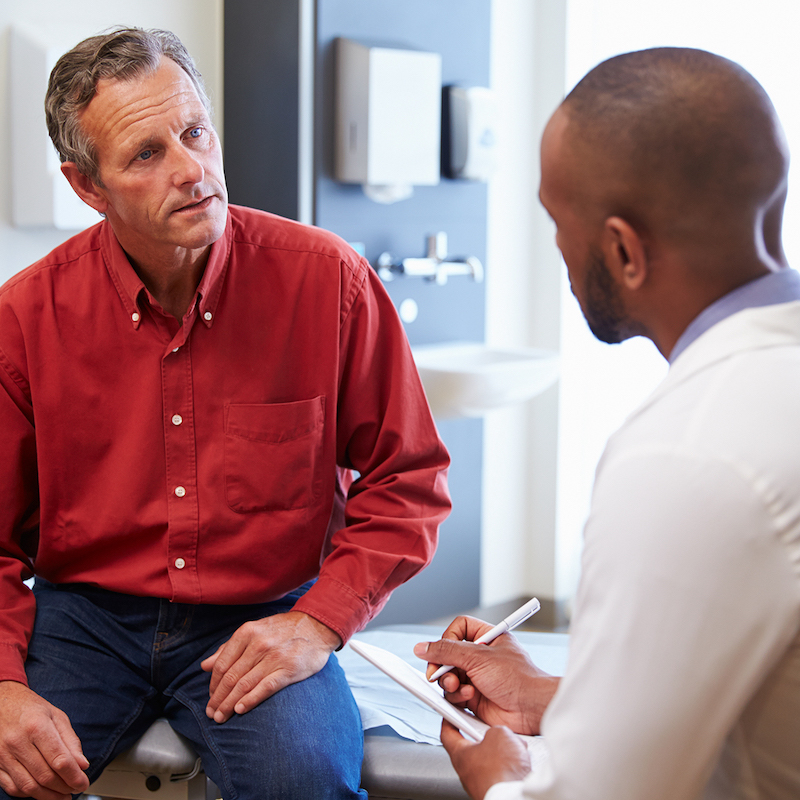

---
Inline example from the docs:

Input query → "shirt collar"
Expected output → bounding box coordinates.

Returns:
[669,267,800,363]
[194,213,232,328]
[101,212,233,329]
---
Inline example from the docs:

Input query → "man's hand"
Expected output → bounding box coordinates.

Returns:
[201,611,341,723]
[441,720,531,800]
[0,681,89,800]
[414,615,559,735]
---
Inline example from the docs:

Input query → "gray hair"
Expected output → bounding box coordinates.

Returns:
[45,27,211,185]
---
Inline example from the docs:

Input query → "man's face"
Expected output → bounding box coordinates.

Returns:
[539,108,630,344]
[79,56,228,265]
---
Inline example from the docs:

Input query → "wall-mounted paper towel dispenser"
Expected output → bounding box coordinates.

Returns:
[334,37,442,203]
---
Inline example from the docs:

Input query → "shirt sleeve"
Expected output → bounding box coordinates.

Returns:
[492,447,799,800]
[292,260,451,641]
[0,309,38,684]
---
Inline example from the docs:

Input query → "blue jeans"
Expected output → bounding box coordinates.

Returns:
[6,579,366,800]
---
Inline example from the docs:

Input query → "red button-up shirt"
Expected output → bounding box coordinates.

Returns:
[0,206,450,684]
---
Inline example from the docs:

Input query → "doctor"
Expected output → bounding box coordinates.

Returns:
[415,47,800,799]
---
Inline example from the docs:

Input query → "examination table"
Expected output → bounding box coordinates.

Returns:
[85,627,569,800]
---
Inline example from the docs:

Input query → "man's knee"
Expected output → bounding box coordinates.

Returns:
[187,661,366,798]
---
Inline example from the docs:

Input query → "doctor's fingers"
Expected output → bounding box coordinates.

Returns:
[441,615,496,644]
[421,637,502,679]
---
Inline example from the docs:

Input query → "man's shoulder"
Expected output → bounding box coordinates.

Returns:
[227,205,366,272]
[0,223,104,302]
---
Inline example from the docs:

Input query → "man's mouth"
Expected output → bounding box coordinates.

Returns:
[174,196,214,214]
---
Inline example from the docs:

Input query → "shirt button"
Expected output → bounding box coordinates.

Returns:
[131,312,140,323]
[172,414,183,426]
[175,558,186,569]
[172,346,180,353]
[203,311,213,321]
[174,486,186,497]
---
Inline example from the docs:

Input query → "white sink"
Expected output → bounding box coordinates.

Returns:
[411,341,560,419]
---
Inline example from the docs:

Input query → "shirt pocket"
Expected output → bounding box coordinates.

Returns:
[224,398,325,513]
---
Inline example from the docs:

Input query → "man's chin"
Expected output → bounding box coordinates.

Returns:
[171,203,228,249]
[585,314,631,344]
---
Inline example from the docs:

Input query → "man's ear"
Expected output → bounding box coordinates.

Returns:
[602,216,648,291]
[60,162,108,215]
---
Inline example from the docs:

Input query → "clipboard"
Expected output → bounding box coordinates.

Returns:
[349,639,490,742]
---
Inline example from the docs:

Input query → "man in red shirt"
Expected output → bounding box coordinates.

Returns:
[0,27,450,800]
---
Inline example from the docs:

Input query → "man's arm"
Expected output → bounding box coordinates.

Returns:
[0,337,38,687]
[287,258,450,641]
[291,261,451,641]
[0,331,89,798]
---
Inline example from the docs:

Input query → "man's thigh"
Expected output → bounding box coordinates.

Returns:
[18,580,367,798]
[166,652,367,800]
[22,581,165,782]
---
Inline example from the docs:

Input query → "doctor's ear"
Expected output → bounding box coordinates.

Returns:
[60,162,109,215]
[602,216,648,290]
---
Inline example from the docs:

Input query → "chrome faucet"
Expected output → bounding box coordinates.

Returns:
[376,232,484,285]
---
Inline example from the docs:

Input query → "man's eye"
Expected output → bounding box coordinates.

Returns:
[136,150,153,161]
[190,128,203,139]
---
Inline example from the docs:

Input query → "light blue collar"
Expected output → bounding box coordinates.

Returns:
[669,268,800,363]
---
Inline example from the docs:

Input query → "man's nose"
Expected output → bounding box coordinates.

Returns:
[171,146,205,185]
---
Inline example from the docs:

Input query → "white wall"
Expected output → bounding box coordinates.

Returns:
[0,0,222,284]
[482,0,567,607]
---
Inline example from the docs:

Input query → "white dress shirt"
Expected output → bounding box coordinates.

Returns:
[487,299,800,800]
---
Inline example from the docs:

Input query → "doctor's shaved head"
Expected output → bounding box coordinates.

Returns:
[554,48,789,263]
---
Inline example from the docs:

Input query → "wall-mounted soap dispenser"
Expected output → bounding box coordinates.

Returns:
[444,85,498,182]
[334,37,442,203]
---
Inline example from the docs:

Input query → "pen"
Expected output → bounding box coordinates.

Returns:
[428,597,541,682]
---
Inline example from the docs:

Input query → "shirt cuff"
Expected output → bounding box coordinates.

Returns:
[0,642,29,687]
[291,575,372,645]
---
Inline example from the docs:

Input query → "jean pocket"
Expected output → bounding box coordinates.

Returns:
[224,398,325,513]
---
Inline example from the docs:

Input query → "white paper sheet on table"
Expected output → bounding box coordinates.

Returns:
[338,628,569,747]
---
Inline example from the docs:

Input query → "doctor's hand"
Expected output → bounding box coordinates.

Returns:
[202,611,341,723]
[414,615,559,735]
[441,720,531,800]
[0,681,90,800]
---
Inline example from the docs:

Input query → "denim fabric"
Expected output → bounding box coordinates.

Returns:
[3,579,366,799]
